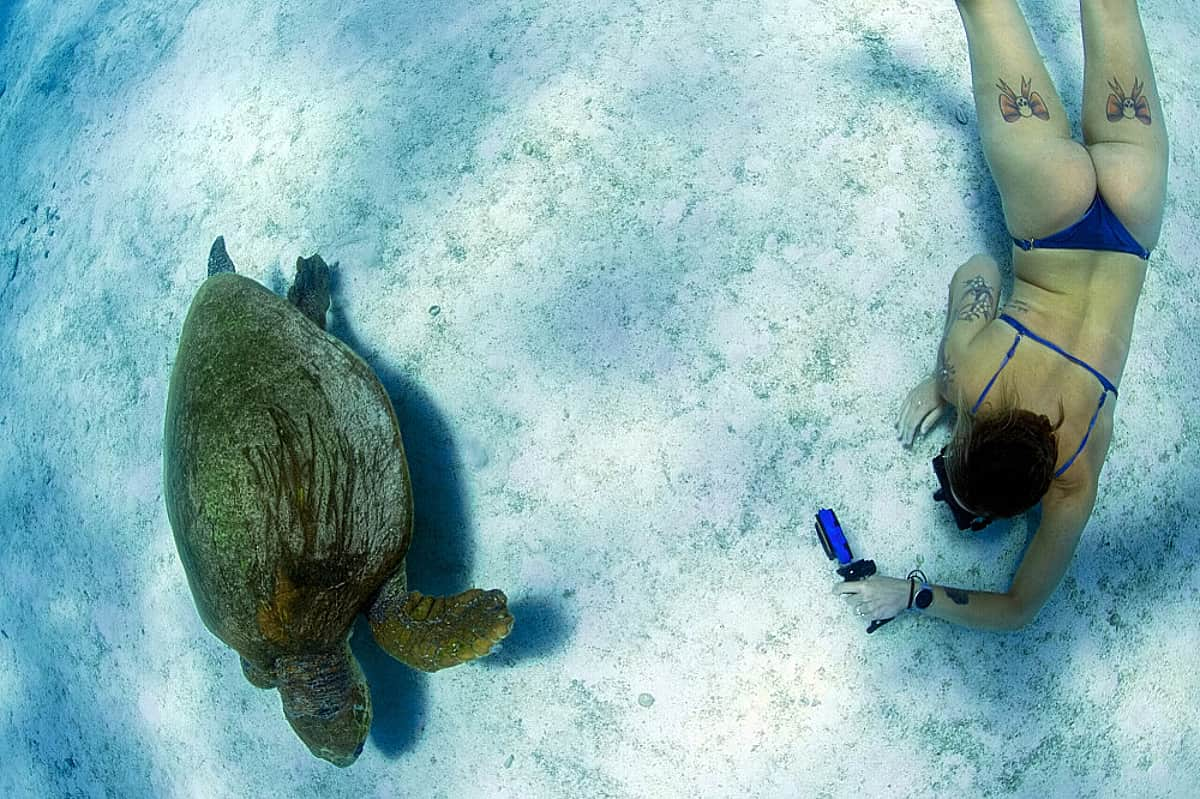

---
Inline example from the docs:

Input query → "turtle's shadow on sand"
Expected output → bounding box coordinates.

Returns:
[320,267,477,758]
[483,594,575,667]
[321,265,569,755]
[322,268,476,596]
[323,267,574,658]
[349,615,426,757]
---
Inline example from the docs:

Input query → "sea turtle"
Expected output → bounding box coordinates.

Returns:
[163,237,514,767]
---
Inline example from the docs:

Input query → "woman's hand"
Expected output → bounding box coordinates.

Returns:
[897,373,949,447]
[832,575,911,622]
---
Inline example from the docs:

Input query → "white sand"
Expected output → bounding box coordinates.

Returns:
[1,0,1197,796]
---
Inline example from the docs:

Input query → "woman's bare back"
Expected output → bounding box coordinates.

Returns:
[955,243,1148,489]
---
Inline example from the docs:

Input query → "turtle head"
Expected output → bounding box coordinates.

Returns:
[275,645,371,767]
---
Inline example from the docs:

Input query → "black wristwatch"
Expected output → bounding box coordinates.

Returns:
[914,582,934,610]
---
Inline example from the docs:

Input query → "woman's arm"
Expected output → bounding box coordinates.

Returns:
[936,253,1002,402]
[834,484,1097,631]
[897,253,1002,446]
[911,583,1021,632]
[922,482,1098,630]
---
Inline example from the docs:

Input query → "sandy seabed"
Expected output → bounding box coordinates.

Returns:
[1,1,1197,797]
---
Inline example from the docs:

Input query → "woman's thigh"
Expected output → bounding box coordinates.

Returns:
[957,0,1097,239]
[1080,0,1168,249]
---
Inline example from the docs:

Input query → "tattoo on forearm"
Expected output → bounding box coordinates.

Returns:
[944,587,970,606]
[956,276,996,321]
[1106,76,1152,126]
[997,76,1050,123]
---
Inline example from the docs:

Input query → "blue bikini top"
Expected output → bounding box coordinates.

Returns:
[972,314,1117,477]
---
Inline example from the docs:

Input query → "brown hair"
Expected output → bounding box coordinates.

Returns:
[945,382,1063,519]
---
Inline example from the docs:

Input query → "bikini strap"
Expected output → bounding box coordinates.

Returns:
[971,318,1023,414]
[998,315,1119,395]
[1054,390,1110,477]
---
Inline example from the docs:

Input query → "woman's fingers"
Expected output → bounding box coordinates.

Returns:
[898,393,920,438]
[919,405,945,435]
[899,410,917,446]
[899,376,947,446]
[900,401,929,446]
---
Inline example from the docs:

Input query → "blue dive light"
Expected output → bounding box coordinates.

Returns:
[815,508,895,633]
[815,508,853,565]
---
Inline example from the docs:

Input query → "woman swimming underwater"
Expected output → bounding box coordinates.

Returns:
[837,0,1168,630]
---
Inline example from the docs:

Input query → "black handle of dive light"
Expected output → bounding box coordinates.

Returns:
[866,616,894,633]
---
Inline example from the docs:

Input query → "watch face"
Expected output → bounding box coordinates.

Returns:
[915,589,933,609]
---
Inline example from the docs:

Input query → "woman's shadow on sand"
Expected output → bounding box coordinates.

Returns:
[289,263,572,759]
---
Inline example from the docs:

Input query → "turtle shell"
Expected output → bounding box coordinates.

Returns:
[163,273,412,668]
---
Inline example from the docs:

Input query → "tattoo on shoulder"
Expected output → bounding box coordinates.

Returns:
[1106,76,1152,126]
[944,587,970,606]
[956,276,996,321]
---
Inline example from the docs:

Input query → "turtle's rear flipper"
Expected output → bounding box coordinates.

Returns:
[368,588,514,672]
[208,236,236,276]
[287,254,331,331]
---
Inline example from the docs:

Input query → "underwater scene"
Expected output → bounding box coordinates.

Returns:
[1,0,1197,796]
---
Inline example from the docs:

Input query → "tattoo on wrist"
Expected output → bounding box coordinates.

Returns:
[944,587,970,606]
[956,276,995,321]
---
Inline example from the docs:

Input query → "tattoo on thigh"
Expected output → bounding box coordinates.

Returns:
[944,587,970,605]
[956,276,995,321]
[1106,77,1152,126]
[997,77,1050,123]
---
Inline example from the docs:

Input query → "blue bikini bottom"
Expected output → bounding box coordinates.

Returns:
[1012,192,1150,260]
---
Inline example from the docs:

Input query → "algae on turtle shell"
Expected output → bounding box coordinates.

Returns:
[163,237,514,767]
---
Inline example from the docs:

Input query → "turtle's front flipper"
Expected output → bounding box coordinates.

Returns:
[287,254,331,331]
[368,584,514,673]
[208,236,237,275]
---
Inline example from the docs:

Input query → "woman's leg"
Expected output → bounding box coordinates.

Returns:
[1080,0,1168,249]
[957,0,1097,240]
